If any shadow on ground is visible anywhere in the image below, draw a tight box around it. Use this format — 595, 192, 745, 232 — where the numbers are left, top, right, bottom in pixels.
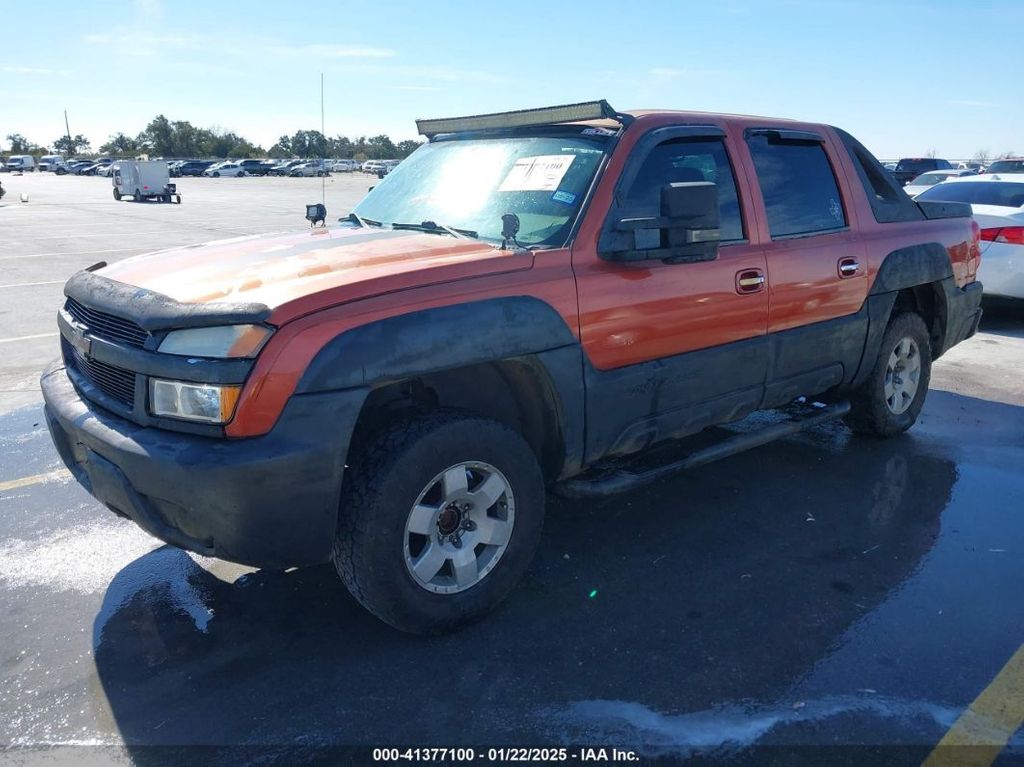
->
90, 398, 976, 757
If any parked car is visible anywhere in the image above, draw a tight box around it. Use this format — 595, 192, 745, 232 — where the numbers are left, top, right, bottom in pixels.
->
203, 162, 247, 178
62, 160, 96, 175
5, 155, 37, 172
78, 158, 115, 176
330, 159, 361, 173
903, 169, 975, 197
893, 157, 953, 186
957, 161, 985, 172
234, 159, 275, 176
916, 173, 1024, 301
38, 155, 66, 172
362, 159, 386, 174
41, 101, 983, 634
268, 159, 304, 176
983, 158, 1024, 175
289, 161, 329, 177
172, 160, 215, 177
882, 162, 897, 172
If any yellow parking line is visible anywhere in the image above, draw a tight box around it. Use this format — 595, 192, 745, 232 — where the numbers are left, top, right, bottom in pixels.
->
0, 469, 69, 493
924, 644, 1024, 767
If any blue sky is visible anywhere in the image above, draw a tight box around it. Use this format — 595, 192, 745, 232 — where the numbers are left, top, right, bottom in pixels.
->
2, 0, 1021, 159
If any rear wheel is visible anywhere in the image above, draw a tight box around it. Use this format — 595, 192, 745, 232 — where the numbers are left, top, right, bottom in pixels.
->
845, 312, 932, 436
134, 189, 143, 202
333, 411, 545, 634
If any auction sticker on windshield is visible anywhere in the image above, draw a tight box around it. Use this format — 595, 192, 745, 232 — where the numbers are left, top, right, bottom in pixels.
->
498, 155, 575, 192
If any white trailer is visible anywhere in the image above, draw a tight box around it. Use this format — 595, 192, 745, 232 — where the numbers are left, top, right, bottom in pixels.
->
111, 161, 181, 203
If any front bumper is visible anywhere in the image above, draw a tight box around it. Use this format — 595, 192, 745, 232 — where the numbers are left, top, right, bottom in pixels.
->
42, 360, 367, 568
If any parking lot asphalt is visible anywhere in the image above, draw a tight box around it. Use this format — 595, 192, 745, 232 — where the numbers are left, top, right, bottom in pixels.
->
1, 173, 1023, 763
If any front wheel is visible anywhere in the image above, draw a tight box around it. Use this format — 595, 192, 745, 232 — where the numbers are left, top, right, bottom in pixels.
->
334, 411, 545, 634
112, 188, 121, 200
845, 312, 932, 437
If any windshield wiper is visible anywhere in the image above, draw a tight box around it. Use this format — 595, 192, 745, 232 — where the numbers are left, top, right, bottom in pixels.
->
346, 212, 383, 228
390, 220, 479, 240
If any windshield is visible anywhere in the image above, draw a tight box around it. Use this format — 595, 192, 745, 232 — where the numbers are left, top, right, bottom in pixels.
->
916, 181, 1024, 208
353, 132, 610, 246
912, 172, 947, 186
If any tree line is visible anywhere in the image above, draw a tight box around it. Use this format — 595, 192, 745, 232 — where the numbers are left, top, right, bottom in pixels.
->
3, 114, 423, 160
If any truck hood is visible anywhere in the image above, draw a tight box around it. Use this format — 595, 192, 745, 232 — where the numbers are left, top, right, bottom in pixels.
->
97, 226, 529, 321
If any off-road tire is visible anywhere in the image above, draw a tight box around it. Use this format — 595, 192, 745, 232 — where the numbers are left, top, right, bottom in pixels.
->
845, 312, 932, 437
333, 410, 545, 634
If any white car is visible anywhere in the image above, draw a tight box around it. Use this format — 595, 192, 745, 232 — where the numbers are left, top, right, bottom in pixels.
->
289, 161, 328, 177
203, 162, 246, 178
903, 169, 974, 198
330, 159, 360, 173
915, 173, 1024, 300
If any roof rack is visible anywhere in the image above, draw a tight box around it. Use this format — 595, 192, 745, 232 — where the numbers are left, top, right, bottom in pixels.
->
415, 100, 628, 138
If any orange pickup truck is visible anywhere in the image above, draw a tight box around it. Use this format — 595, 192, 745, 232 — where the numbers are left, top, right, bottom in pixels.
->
42, 101, 982, 633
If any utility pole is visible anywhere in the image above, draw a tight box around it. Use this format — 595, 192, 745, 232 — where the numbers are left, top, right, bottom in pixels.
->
64, 110, 72, 155
320, 72, 326, 206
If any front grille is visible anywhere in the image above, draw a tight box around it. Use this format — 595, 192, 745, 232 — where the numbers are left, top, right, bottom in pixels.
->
65, 297, 149, 349
68, 345, 136, 407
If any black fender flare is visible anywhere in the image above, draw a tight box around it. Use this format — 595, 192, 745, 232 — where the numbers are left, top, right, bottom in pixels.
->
296, 296, 586, 477
853, 243, 956, 386
869, 242, 953, 295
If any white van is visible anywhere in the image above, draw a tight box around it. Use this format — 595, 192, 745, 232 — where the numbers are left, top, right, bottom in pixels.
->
38, 155, 65, 172
111, 160, 180, 203
5, 155, 36, 172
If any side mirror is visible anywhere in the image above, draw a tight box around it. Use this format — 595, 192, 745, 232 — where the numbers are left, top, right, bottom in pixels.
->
601, 182, 721, 263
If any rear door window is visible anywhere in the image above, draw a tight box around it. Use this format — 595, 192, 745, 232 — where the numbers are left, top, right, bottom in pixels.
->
747, 135, 847, 238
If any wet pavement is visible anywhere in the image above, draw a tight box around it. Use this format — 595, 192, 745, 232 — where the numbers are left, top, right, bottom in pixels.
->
2, 345, 1023, 763
2, 175, 1023, 763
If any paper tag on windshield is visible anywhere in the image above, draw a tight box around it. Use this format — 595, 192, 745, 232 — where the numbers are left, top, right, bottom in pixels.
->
498, 155, 575, 192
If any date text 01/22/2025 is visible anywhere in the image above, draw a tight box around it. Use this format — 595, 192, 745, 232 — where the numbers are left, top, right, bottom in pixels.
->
372, 747, 641, 762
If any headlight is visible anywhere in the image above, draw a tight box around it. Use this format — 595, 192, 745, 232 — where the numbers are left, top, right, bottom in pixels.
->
158, 325, 271, 358
150, 379, 241, 424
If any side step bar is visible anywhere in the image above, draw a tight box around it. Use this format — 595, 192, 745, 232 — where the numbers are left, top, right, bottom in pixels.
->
556, 401, 851, 499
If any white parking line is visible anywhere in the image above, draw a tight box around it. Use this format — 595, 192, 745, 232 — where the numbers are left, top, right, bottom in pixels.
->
0, 332, 59, 343
0, 280, 64, 289
0, 248, 140, 260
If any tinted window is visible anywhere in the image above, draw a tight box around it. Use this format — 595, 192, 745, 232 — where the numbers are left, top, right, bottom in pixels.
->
986, 160, 1024, 174
916, 181, 1024, 208
747, 136, 847, 238
623, 138, 744, 243
896, 159, 936, 173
